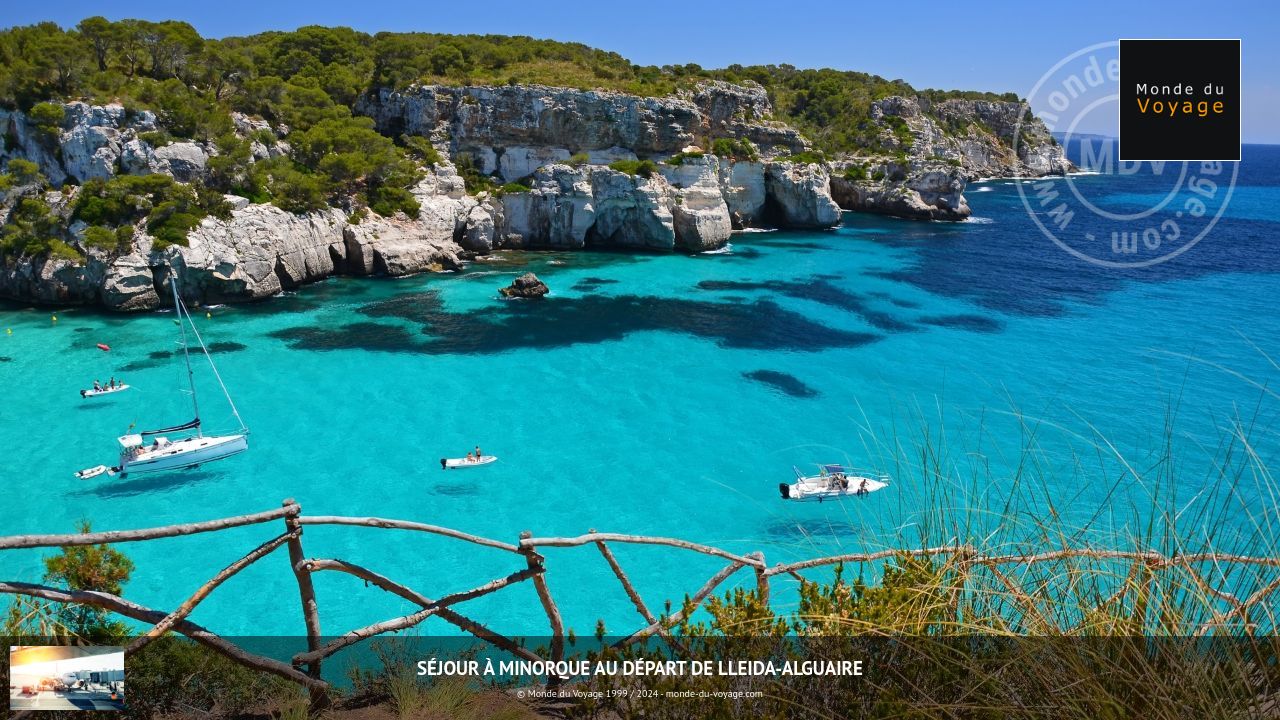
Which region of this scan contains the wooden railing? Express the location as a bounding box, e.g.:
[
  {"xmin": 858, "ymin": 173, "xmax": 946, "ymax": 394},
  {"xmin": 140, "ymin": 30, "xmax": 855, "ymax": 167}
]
[{"xmin": 3, "ymin": 499, "xmax": 1279, "ymax": 707}]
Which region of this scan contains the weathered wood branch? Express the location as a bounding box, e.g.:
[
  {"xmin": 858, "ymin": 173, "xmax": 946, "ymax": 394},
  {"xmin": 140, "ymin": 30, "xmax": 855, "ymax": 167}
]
[
  {"xmin": 299, "ymin": 557, "xmax": 542, "ymax": 663},
  {"xmin": 294, "ymin": 568, "xmax": 539, "ymax": 665},
  {"xmin": 521, "ymin": 532, "xmax": 565, "ymax": 671},
  {"xmin": 0, "ymin": 504, "xmax": 299, "ymax": 549},
  {"xmin": 768, "ymin": 545, "xmax": 1280, "ymax": 577},
  {"xmin": 766, "ymin": 545, "xmax": 972, "ymax": 575},
  {"xmin": 981, "ymin": 562, "xmax": 1054, "ymax": 633},
  {"xmin": 299, "ymin": 516, "xmax": 518, "ymax": 553},
  {"xmin": 1197, "ymin": 571, "xmax": 1280, "ymax": 636},
  {"xmin": 127, "ymin": 531, "xmax": 297, "ymax": 654},
  {"xmin": 282, "ymin": 498, "xmax": 324, "ymax": 699},
  {"xmin": 0, "ymin": 581, "xmax": 325, "ymax": 690},
  {"xmin": 522, "ymin": 532, "xmax": 764, "ymax": 568},
  {"xmin": 614, "ymin": 561, "xmax": 747, "ymax": 649},
  {"xmin": 595, "ymin": 540, "xmax": 659, "ymax": 626}
]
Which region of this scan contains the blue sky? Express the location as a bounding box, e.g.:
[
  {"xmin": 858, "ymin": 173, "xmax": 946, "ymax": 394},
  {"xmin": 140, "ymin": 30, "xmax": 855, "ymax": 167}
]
[{"xmin": 5, "ymin": 0, "xmax": 1277, "ymax": 143}]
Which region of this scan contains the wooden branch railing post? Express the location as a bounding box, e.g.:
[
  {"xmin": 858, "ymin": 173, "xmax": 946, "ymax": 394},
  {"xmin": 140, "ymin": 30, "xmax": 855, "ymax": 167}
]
[
  {"xmin": 947, "ymin": 546, "xmax": 974, "ymax": 623},
  {"xmin": 282, "ymin": 499, "xmax": 327, "ymax": 711},
  {"xmin": 752, "ymin": 551, "xmax": 770, "ymax": 605},
  {"xmin": 520, "ymin": 530, "xmax": 565, "ymax": 686}
]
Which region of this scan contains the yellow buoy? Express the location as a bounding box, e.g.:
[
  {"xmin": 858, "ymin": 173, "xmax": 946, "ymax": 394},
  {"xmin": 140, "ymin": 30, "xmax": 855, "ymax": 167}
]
[
  {"xmin": 5, "ymin": 328, "xmax": 10, "ymax": 335},
  {"xmin": 206, "ymin": 312, "xmax": 211, "ymax": 319},
  {"xmin": 51, "ymin": 315, "xmax": 57, "ymax": 322}
]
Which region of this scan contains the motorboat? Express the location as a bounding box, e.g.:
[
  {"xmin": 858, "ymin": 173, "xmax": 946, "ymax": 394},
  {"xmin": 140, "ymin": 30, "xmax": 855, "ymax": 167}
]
[
  {"xmin": 779, "ymin": 464, "xmax": 890, "ymax": 501},
  {"xmin": 441, "ymin": 455, "xmax": 498, "ymax": 469},
  {"xmin": 80, "ymin": 384, "xmax": 130, "ymax": 398}
]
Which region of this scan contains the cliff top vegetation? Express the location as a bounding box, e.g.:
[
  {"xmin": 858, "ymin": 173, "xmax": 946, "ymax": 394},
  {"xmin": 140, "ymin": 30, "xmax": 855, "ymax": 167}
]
[{"xmin": 0, "ymin": 18, "xmax": 1020, "ymax": 156}]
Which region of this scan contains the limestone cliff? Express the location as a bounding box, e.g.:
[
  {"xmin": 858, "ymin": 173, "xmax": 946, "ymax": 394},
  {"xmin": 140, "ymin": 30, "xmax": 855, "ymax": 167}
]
[
  {"xmin": 0, "ymin": 78, "xmax": 1067, "ymax": 309},
  {"xmin": 825, "ymin": 95, "xmax": 1071, "ymax": 220},
  {"xmin": 355, "ymin": 82, "xmax": 807, "ymax": 181},
  {"xmin": 491, "ymin": 155, "xmax": 736, "ymax": 253}
]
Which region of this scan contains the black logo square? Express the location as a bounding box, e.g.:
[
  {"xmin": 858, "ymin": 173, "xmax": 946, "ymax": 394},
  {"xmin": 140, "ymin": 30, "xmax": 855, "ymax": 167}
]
[{"xmin": 1119, "ymin": 39, "xmax": 1240, "ymax": 161}]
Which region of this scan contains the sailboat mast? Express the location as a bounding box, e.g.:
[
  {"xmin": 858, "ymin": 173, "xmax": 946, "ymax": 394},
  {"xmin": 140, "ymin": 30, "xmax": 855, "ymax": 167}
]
[{"xmin": 171, "ymin": 278, "xmax": 202, "ymax": 435}]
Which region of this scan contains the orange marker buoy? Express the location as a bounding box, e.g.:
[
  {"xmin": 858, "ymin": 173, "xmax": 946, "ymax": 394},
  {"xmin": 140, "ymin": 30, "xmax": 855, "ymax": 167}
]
[{"xmin": 97, "ymin": 343, "xmax": 111, "ymax": 352}]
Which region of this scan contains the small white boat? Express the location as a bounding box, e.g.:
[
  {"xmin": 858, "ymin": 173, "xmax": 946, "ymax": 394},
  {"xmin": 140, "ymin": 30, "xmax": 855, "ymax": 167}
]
[
  {"xmin": 441, "ymin": 455, "xmax": 498, "ymax": 469},
  {"xmin": 80, "ymin": 384, "xmax": 130, "ymax": 398},
  {"xmin": 74, "ymin": 465, "xmax": 114, "ymax": 480},
  {"xmin": 779, "ymin": 464, "xmax": 890, "ymax": 502}
]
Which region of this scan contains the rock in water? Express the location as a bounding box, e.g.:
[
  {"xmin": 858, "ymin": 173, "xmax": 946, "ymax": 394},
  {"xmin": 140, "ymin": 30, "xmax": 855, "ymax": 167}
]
[{"xmin": 500, "ymin": 272, "xmax": 550, "ymax": 299}]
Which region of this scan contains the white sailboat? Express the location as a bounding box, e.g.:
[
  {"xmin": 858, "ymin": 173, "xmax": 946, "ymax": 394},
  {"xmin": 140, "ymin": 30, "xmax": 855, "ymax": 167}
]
[{"xmin": 77, "ymin": 279, "xmax": 248, "ymax": 479}]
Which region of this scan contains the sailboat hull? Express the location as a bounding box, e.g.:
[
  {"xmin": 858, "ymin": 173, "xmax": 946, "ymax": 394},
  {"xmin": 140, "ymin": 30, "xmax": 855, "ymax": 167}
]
[{"xmin": 118, "ymin": 434, "xmax": 248, "ymax": 476}]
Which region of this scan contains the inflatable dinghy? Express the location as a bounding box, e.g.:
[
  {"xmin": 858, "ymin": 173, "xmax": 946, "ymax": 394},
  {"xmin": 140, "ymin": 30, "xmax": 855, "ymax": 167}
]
[{"xmin": 75, "ymin": 465, "xmax": 115, "ymax": 480}]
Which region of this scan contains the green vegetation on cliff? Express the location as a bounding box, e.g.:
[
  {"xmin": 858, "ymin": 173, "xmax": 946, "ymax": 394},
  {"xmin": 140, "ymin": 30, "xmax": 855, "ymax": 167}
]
[{"xmin": 0, "ymin": 18, "xmax": 1020, "ymax": 159}]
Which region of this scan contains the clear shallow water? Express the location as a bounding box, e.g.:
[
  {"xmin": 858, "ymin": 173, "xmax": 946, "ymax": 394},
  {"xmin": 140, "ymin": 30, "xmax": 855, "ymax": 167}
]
[{"xmin": 2, "ymin": 147, "xmax": 1279, "ymax": 646}]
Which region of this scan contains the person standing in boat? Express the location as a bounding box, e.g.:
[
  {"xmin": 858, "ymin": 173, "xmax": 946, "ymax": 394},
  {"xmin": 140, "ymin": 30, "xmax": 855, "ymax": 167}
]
[{"xmin": 475, "ymin": 445, "xmax": 482, "ymax": 459}]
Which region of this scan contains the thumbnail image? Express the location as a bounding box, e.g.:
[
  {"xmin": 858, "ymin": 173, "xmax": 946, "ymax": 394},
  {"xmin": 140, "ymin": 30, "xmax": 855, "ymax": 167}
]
[{"xmin": 9, "ymin": 645, "xmax": 125, "ymax": 712}]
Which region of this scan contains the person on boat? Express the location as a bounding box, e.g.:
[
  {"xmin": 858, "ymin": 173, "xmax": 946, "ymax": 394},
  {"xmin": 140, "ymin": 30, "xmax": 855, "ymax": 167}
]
[
  {"xmin": 466, "ymin": 451, "xmax": 474, "ymax": 462},
  {"xmin": 109, "ymin": 376, "xmax": 116, "ymax": 388},
  {"xmin": 93, "ymin": 380, "xmax": 102, "ymax": 391},
  {"xmin": 857, "ymin": 479, "xmax": 868, "ymax": 495},
  {"xmin": 475, "ymin": 445, "xmax": 482, "ymax": 459}
]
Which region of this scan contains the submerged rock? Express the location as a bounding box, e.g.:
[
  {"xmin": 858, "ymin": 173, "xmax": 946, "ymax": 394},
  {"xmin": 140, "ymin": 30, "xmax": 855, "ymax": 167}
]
[{"xmin": 500, "ymin": 272, "xmax": 550, "ymax": 299}]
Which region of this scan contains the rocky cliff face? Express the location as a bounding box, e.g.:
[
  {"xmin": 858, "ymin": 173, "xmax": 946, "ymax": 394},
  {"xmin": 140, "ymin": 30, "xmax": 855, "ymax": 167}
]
[
  {"xmin": 872, "ymin": 96, "xmax": 1071, "ymax": 179},
  {"xmin": 829, "ymin": 159, "xmax": 971, "ymax": 221},
  {"xmin": 492, "ymin": 155, "xmax": 739, "ymax": 253},
  {"xmin": 356, "ymin": 82, "xmax": 808, "ymax": 182},
  {"xmin": 765, "ymin": 162, "xmax": 842, "ymax": 227},
  {"xmin": 828, "ymin": 95, "xmax": 1071, "ymax": 220},
  {"xmin": 0, "ymin": 102, "xmax": 216, "ymax": 187},
  {"xmin": 0, "ymin": 80, "xmax": 1068, "ymax": 310}
]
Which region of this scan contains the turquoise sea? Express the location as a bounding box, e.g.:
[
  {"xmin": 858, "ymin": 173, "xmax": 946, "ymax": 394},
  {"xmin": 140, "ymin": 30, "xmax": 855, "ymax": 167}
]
[{"xmin": 2, "ymin": 146, "xmax": 1279, "ymax": 646}]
